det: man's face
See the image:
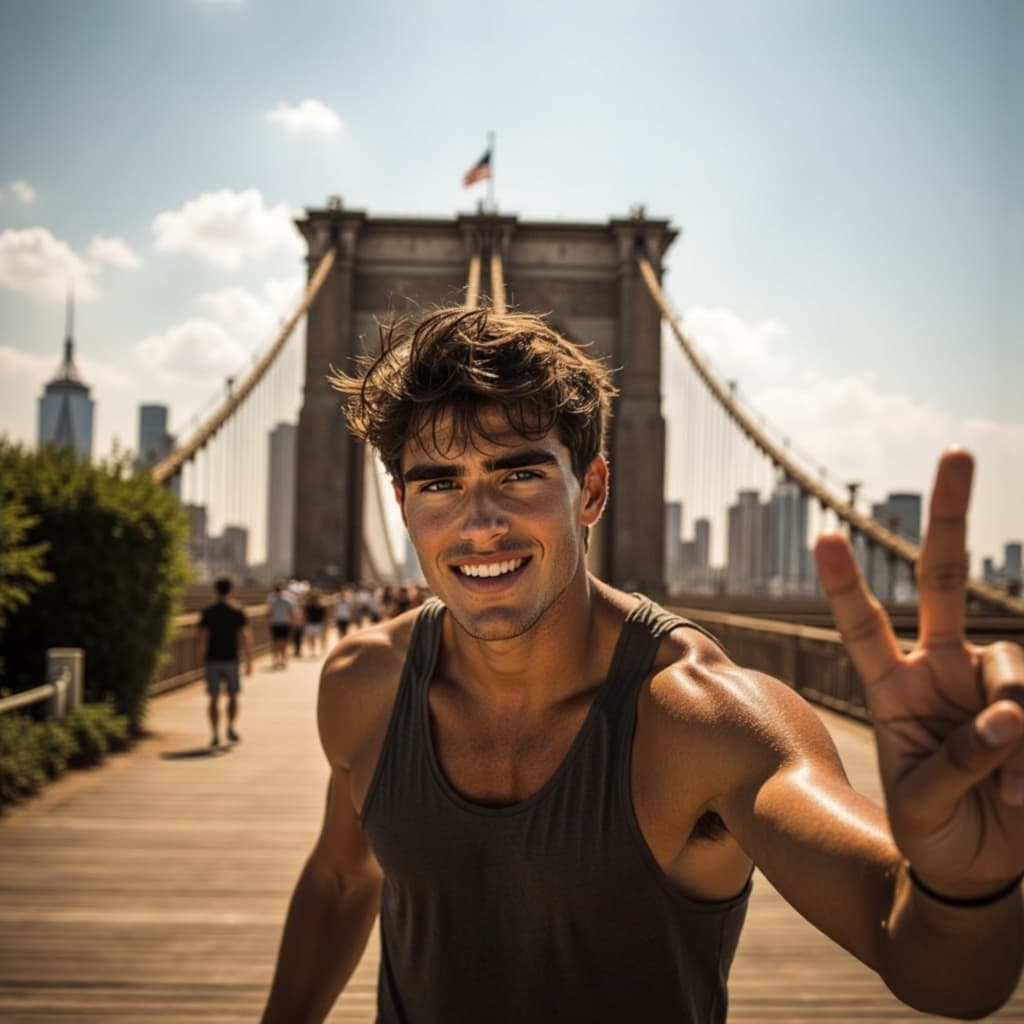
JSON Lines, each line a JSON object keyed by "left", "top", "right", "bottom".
{"left": 397, "top": 406, "right": 607, "bottom": 642}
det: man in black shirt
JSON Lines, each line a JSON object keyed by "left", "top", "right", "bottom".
{"left": 198, "top": 577, "right": 253, "bottom": 747}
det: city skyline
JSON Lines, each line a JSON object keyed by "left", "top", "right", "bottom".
{"left": 2, "top": 1, "right": 1020, "bottom": 574}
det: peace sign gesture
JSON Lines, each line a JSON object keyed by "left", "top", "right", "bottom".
{"left": 815, "top": 449, "right": 1024, "bottom": 898}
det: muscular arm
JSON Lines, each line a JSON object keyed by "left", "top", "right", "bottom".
{"left": 710, "top": 662, "right": 1022, "bottom": 1017}
{"left": 261, "top": 641, "right": 387, "bottom": 1024}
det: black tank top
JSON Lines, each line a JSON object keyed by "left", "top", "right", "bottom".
{"left": 361, "top": 596, "right": 751, "bottom": 1023}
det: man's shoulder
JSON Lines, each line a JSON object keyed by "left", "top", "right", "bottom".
{"left": 641, "top": 620, "right": 830, "bottom": 770}
{"left": 320, "top": 611, "right": 422, "bottom": 704}
{"left": 317, "top": 611, "right": 423, "bottom": 767}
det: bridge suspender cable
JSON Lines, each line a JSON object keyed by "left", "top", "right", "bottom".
{"left": 490, "top": 244, "right": 507, "bottom": 314}
{"left": 636, "top": 253, "right": 1024, "bottom": 616}
{"left": 465, "top": 239, "right": 482, "bottom": 310}
{"left": 151, "top": 245, "right": 338, "bottom": 487}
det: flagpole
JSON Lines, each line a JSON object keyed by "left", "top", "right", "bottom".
{"left": 487, "top": 130, "right": 496, "bottom": 213}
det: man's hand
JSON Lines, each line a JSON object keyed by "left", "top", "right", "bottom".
{"left": 815, "top": 448, "right": 1024, "bottom": 897}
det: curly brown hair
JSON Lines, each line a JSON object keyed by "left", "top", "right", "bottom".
{"left": 329, "top": 307, "right": 617, "bottom": 486}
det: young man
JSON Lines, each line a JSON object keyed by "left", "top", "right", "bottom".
{"left": 198, "top": 577, "right": 253, "bottom": 746}
{"left": 261, "top": 308, "right": 1023, "bottom": 1022}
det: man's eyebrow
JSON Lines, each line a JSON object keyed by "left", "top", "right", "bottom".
{"left": 485, "top": 449, "right": 559, "bottom": 472}
{"left": 402, "top": 449, "right": 558, "bottom": 484}
{"left": 402, "top": 462, "right": 464, "bottom": 484}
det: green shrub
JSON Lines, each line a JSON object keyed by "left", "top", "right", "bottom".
{"left": 35, "top": 720, "right": 76, "bottom": 777}
{"left": 0, "top": 712, "right": 47, "bottom": 803}
{"left": 0, "top": 701, "right": 133, "bottom": 806}
{"left": 0, "top": 443, "right": 189, "bottom": 731}
{"left": 64, "top": 705, "right": 110, "bottom": 766}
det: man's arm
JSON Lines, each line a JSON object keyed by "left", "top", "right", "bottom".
{"left": 261, "top": 638, "right": 389, "bottom": 1024}
{"left": 239, "top": 623, "right": 254, "bottom": 676}
{"left": 260, "top": 768, "right": 382, "bottom": 1023}
{"left": 713, "top": 449, "right": 1023, "bottom": 1017}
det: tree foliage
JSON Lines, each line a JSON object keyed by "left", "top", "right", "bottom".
{"left": 0, "top": 442, "right": 190, "bottom": 730}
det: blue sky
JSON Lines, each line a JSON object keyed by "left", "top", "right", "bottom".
{"left": 0, "top": 0, "right": 1020, "bottom": 568}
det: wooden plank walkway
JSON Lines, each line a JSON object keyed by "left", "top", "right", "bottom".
{"left": 1, "top": 651, "right": 1021, "bottom": 1023}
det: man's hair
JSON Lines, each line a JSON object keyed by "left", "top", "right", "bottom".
{"left": 329, "top": 307, "right": 618, "bottom": 485}
{"left": 215, "top": 577, "right": 232, "bottom": 596}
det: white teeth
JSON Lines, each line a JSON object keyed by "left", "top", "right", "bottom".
{"left": 458, "top": 558, "right": 525, "bottom": 578}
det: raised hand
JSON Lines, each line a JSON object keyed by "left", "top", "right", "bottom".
{"left": 815, "top": 449, "right": 1024, "bottom": 896}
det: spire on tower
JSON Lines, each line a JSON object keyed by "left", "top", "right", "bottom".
{"left": 64, "top": 284, "right": 75, "bottom": 363}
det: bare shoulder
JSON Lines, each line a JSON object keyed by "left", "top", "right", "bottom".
{"left": 641, "top": 625, "right": 849, "bottom": 788}
{"left": 317, "top": 611, "right": 419, "bottom": 771}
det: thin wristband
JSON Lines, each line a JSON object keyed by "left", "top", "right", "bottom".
{"left": 908, "top": 866, "right": 1023, "bottom": 909}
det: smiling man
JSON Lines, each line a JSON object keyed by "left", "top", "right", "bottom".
{"left": 261, "top": 307, "right": 1023, "bottom": 1023}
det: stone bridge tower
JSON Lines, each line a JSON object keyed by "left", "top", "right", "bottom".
{"left": 294, "top": 201, "right": 676, "bottom": 595}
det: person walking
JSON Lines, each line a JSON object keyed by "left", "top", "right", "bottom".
{"left": 303, "top": 590, "right": 327, "bottom": 657}
{"left": 267, "top": 582, "right": 295, "bottom": 670}
{"left": 197, "top": 577, "right": 252, "bottom": 747}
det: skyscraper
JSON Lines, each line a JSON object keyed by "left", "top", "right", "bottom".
{"left": 768, "top": 476, "right": 810, "bottom": 594}
{"left": 136, "top": 404, "right": 173, "bottom": 469}
{"left": 267, "top": 422, "right": 297, "bottom": 581}
{"left": 664, "top": 501, "right": 683, "bottom": 590}
{"left": 869, "top": 492, "right": 922, "bottom": 601}
{"left": 37, "top": 292, "right": 94, "bottom": 459}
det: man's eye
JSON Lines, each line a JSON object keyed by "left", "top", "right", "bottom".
{"left": 507, "top": 470, "right": 540, "bottom": 482}
{"left": 421, "top": 479, "right": 455, "bottom": 493}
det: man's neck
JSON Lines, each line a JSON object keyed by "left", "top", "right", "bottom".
{"left": 438, "top": 571, "right": 621, "bottom": 711}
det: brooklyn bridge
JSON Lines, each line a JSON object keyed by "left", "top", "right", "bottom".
{"left": 2, "top": 202, "right": 1022, "bottom": 1022}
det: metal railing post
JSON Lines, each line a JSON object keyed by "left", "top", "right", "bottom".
{"left": 45, "top": 648, "right": 83, "bottom": 719}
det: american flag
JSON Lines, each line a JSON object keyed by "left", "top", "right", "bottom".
{"left": 462, "top": 150, "right": 492, "bottom": 188}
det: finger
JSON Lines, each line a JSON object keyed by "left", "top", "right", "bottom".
{"left": 917, "top": 449, "right": 973, "bottom": 648}
{"left": 981, "top": 642, "right": 1024, "bottom": 806}
{"left": 902, "top": 700, "right": 1024, "bottom": 813}
{"left": 815, "top": 532, "right": 903, "bottom": 689}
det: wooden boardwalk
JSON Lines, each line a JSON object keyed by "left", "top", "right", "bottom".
{"left": 1, "top": 652, "right": 1021, "bottom": 1023}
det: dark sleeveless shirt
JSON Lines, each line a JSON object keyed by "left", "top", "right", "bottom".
{"left": 360, "top": 596, "right": 751, "bottom": 1023}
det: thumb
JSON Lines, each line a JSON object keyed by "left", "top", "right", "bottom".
{"left": 901, "top": 701, "right": 1024, "bottom": 814}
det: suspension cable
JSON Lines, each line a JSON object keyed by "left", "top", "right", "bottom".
{"left": 152, "top": 245, "right": 337, "bottom": 485}
{"left": 636, "top": 253, "right": 1024, "bottom": 616}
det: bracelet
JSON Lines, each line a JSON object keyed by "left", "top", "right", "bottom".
{"left": 908, "top": 866, "right": 1024, "bottom": 908}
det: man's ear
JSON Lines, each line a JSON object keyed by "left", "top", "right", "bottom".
{"left": 580, "top": 457, "right": 609, "bottom": 527}
{"left": 393, "top": 482, "right": 409, "bottom": 528}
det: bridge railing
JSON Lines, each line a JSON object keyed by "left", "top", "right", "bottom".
{"left": 667, "top": 604, "right": 915, "bottom": 723}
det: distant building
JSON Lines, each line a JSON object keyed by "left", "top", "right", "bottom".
{"left": 727, "top": 489, "right": 770, "bottom": 593}
{"left": 38, "top": 293, "right": 93, "bottom": 459}
{"left": 767, "top": 476, "right": 810, "bottom": 595}
{"left": 266, "top": 422, "right": 296, "bottom": 580}
{"left": 212, "top": 526, "right": 249, "bottom": 581}
{"left": 867, "top": 492, "right": 921, "bottom": 602}
{"left": 1005, "top": 542, "right": 1022, "bottom": 588}
{"left": 136, "top": 404, "right": 174, "bottom": 469}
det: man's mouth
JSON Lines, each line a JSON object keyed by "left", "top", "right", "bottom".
{"left": 455, "top": 557, "right": 529, "bottom": 579}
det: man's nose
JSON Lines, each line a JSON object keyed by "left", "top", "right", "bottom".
{"left": 459, "top": 484, "right": 510, "bottom": 541}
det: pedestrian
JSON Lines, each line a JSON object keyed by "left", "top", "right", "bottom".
{"left": 303, "top": 590, "right": 327, "bottom": 657}
{"left": 197, "top": 577, "right": 252, "bottom": 747}
{"left": 334, "top": 587, "right": 353, "bottom": 638}
{"left": 267, "top": 581, "right": 295, "bottom": 670}
{"left": 262, "top": 307, "right": 1023, "bottom": 1023}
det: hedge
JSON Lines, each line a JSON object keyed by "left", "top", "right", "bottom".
{"left": 0, "top": 442, "right": 190, "bottom": 731}
{"left": 0, "top": 700, "right": 130, "bottom": 806}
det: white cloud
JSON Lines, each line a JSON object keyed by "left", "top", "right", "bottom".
{"left": 198, "top": 274, "right": 303, "bottom": 345}
{"left": 680, "top": 306, "right": 794, "bottom": 383}
{"left": 8, "top": 179, "right": 36, "bottom": 204}
{"left": 669, "top": 306, "right": 1024, "bottom": 569}
{"left": 0, "top": 227, "right": 98, "bottom": 301}
{"left": 87, "top": 234, "right": 142, "bottom": 269}
{"left": 151, "top": 188, "right": 302, "bottom": 270}
{"left": 266, "top": 98, "right": 343, "bottom": 136}
{"left": 135, "top": 318, "right": 252, "bottom": 381}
